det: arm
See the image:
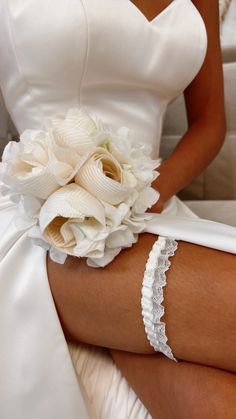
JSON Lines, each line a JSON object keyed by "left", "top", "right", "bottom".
{"left": 151, "top": 0, "right": 226, "bottom": 212}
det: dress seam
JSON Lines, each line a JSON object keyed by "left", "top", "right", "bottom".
{"left": 3, "top": 0, "right": 45, "bottom": 129}
{"left": 179, "top": 2, "right": 207, "bottom": 95}
{"left": 78, "top": 0, "right": 90, "bottom": 106}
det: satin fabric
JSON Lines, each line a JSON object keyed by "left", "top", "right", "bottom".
{"left": 0, "top": 188, "right": 89, "bottom": 419}
{"left": 0, "top": 1, "right": 236, "bottom": 418}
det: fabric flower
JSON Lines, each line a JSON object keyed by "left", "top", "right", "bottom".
{"left": 75, "top": 147, "right": 136, "bottom": 205}
{"left": 38, "top": 183, "right": 107, "bottom": 260}
{"left": 92, "top": 125, "right": 161, "bottom": 212}
{"left": 48, "top": 107, "right": 108, "bottom": 154}
{"left": 1, "top": 106, "right": 161, "bottom": 267}
{"left": 2, "top": 130, "right": 82, "bottom": 200}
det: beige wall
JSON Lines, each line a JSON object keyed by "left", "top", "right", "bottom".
{"left": 160, "top": 59, "right": 236, "bottom": 200}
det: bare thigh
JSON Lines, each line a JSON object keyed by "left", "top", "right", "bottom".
{"left": 47, "top": 233, "right": 236, "bottom": 372}
{"left": 110, "top": 349, "right": 236, "bottom": 419}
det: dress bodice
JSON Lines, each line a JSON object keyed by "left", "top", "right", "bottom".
{"left": 0, "top": 0, "right": 207, "bottom": 158}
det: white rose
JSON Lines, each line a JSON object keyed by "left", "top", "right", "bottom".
{"left": 75, "top": 147, "right": 138, "bottom": 205}
{"left": 39, "top": 183, "right": 107, "bottom": 259}
{"left": 2, "top": 130, "right": 83, "bottom": 200}
{"left": 49, "top": 107, "right": 108, "bottom": 154}
{"left": 88, "top": 125, "right": 161, "bottom": 212}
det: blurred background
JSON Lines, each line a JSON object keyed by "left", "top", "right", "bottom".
{"left": 161, "top": 0, "right": 236, "bottom": 198}
{"left": 160, "top": 0, "right": 236, "bottom": 225}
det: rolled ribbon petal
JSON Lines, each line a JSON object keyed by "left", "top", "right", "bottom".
{"left": 75, "top": 148, "right": 130, "bottom": 205}
{"left": 40, "top": 183, "right": 105, "bottom": 229}
{"left": 39, "top": 183, "right": 106, "bottom": 250}
{"left": 51, "top": 108, "right": 98, "bottom": 154}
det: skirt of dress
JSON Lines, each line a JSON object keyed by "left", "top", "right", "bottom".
{"left": 1, "top": 171, "right": 236, "bottom": 419}
{"left": 0, "top": 183, "right": 90, "bottom": 419}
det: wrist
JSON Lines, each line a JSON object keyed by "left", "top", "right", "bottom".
{"left": 152, "top": 178, "right": 171, "bottom": 205}
{"left": 153, "top": 162, "right": 179, "bottom": 203}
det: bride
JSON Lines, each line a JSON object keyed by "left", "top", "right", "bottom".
{"left": 0, "top": 0, "right": 236, "bottom": 418}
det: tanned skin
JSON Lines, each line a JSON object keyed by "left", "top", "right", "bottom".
{"left": 48, "top": 1, "right": 236, "bottom": 418}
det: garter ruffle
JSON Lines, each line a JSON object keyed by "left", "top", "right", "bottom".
{"left": 141, "top": 236, "right": 178, "bottom": 362}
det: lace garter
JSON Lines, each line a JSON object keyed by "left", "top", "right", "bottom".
{"left": 141, "top": 236, "right": 178, "bottom": 362}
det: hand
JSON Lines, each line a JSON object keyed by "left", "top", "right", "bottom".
{"left": 147, "top": 196, "right": 165, "bottom": 214}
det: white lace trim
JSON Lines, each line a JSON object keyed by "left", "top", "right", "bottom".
{"left": 141, "top": 236, "right": 178, "bottom": 362}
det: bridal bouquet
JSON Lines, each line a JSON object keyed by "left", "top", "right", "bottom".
{"left": 1, "top": 108, "right": 160, "bottom": 267}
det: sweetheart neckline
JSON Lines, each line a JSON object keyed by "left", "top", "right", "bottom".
{"left": 127, "top": 0, "right": 179, "bottom": 25}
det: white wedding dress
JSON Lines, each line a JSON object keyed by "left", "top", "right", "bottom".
{"left": 0, "top": 1, "right": 236, "bottom": 418}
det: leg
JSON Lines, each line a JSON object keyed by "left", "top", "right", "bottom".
{"left": 47, "top": 233, "right": 236, "bottom": 372}
{"left": 110, "top": 349, "right": 236, "bottom": 419}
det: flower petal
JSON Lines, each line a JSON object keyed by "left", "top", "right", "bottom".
{"left": 51, "top": 108, "right": 97, "bottom": 154}
{"left": 87, "top": 246, "right": 122, "bottom": 268}
{"left": 133, "top": 187, "right": 160, "bottom": 213}
{"left": 2, "top": 141, "right": 20, "bottom": 162}
{"left": 75, "top": 148, "right": 130, "bottom": 205}
{"left": 10, "top": 166, "right": 61, "bottom": 200}
{"left": 49, "top": 246, "right": 68, "bottom": 264}
{"left": 39, "top": 183, "right": 106, "bottom": 233}
{"left": 106, "top": 226, "right": 137, "bottom": 249}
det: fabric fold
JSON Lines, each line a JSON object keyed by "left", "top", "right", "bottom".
{"left": 145, "top": 196, "right": 236, "bottom": 254}
{"left": 0, "top": 193, "right": 90, "bottom": 419}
